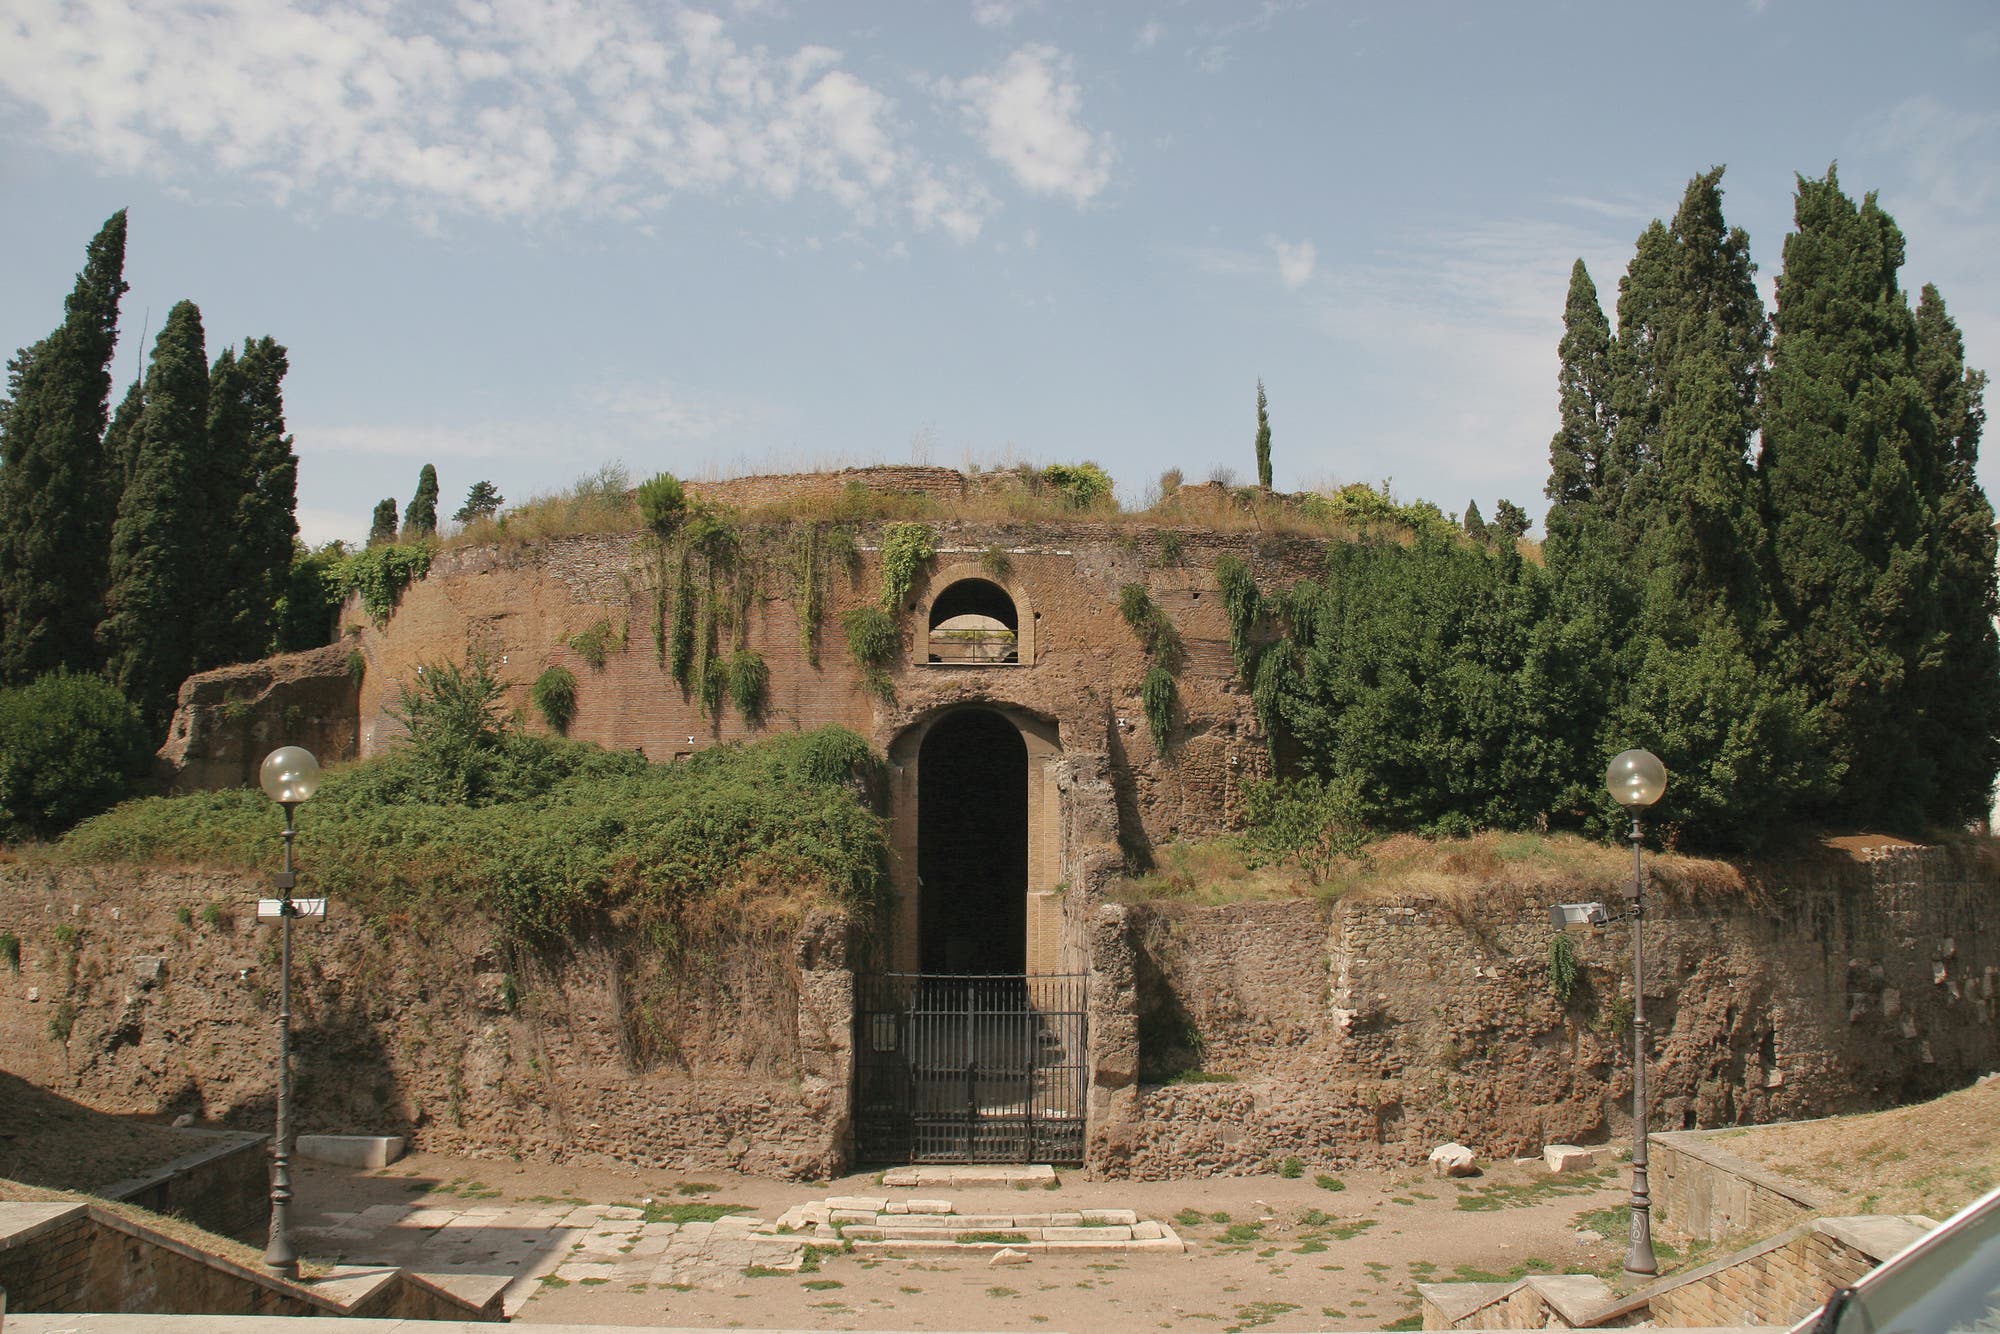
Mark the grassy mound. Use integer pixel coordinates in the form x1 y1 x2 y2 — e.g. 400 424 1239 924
51 724 888 947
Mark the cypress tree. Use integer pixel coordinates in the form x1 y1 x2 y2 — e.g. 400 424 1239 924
1545 261 1615 526
1909 285 2000 821
198 338 297 666
0 210 129 682
403 464 439 539
101 378 143 494
368 499 399 547
1762 168 1942 826
1253 380 1273 489
101 300 209 730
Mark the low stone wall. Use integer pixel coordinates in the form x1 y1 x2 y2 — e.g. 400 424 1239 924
99 1130 268 1240
1650 1128 1826 1245
686 465 968 511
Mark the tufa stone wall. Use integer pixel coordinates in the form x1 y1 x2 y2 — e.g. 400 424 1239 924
0 867 857 1179
1089 844 1999 1177
157 642 360 794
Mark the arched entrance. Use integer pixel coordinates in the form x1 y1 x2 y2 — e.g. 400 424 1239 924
855 703 1086 1164
918 709 1027 972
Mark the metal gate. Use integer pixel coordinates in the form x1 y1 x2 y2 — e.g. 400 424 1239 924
854 972 1087 1164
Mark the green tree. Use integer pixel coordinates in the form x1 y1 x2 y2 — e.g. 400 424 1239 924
367 498 399 547
271 541 347 653
0 210 129 683
402 463 439 539
1253 378 1273 489
1761 168 1947 826
191 338 294 669
101 378 143 494
100 300 209 730
0 669 151 839
453 480 504 525
1909 285 2000 822
1544 259 1616 559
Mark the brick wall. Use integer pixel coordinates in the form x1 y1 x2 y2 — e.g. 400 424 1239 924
99 1131 268 1239
1646 1222 1893 1328
1651 1129 1825 1244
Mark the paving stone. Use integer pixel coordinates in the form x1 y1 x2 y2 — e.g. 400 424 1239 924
1047 1225 1132 1242
1079 1208 1138 1225
826 1194 890 1212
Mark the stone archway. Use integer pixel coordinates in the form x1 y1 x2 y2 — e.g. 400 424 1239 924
885 703 1063 975
917 709 1026 972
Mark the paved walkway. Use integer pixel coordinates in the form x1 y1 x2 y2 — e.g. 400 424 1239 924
302 1202 806 1316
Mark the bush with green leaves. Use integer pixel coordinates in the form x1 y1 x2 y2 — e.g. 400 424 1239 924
334 541 434 627
532 666 579 734
1039 461 1114 510
1238 774 1370 882
57 724 888 947
0 671 152 840
636 472 687 535
843 605 898 700
1141 664 1178 755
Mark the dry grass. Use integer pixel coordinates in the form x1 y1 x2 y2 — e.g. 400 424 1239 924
1707 1077 2000 1219
428 459 1486 558
1113 830 1751 918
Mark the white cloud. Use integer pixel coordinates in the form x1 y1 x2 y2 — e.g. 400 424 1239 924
1267 235 1317 288
0 0 994 238
941 45 1113 205
1134 19 1164 51
971 0 1036 29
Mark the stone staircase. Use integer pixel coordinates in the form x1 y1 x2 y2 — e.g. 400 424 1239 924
768 1195 1185 1254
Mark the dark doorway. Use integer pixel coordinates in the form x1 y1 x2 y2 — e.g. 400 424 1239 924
918 709 1027 973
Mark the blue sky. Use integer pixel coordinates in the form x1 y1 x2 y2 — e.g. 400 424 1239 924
3 1 1997 547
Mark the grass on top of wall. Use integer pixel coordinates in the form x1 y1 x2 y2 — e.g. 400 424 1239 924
46 725 889 949
1112 829 1752 915
437 459 1492 555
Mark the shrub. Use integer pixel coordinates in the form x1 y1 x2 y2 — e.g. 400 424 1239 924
1240 775 1371 883
383 657 510 804
879 523 936 612
0 932 18 971
0 671 152 840
532 666 579 734
637 473 687 535
1039 461 1113 510
1120 584 1181 665
727 650 768 722
57 726 888 948
843 606 899 702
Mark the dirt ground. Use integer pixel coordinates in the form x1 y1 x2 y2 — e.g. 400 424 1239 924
291 1150 1639 1332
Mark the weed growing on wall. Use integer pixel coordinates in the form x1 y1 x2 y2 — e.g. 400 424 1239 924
878 523 936 612
727 649 767 723
335 541 434 627
568 618 618 670
1141 664 1178 758
1214 553 1261 679
531 666 578 734
1548 931 1580 1003
842 606 898 702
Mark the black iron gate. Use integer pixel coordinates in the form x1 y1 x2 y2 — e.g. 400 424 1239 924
854 972 1087 1164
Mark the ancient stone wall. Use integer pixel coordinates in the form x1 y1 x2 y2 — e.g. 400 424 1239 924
0 867 856 1179
156 642 360 794
1092 844 1998 1177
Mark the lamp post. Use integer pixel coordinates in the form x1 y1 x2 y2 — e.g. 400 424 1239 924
258 745 320 1280
1605 747 1667 1279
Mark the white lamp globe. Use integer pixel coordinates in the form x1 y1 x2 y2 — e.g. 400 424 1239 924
259 747 321 805
1605 748 1667 809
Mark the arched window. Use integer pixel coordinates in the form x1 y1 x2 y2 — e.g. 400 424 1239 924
927 578 1019 664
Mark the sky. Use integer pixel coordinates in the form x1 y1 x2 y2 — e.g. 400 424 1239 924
3 1 1997 548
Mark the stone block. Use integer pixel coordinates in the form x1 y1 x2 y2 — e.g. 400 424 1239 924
295 1134 405 1168
1078 1208 1137 1225
905 1198 953 1213
1543 1143 1598 1173
826 1195 889 1213
1429 1141 1479 1176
